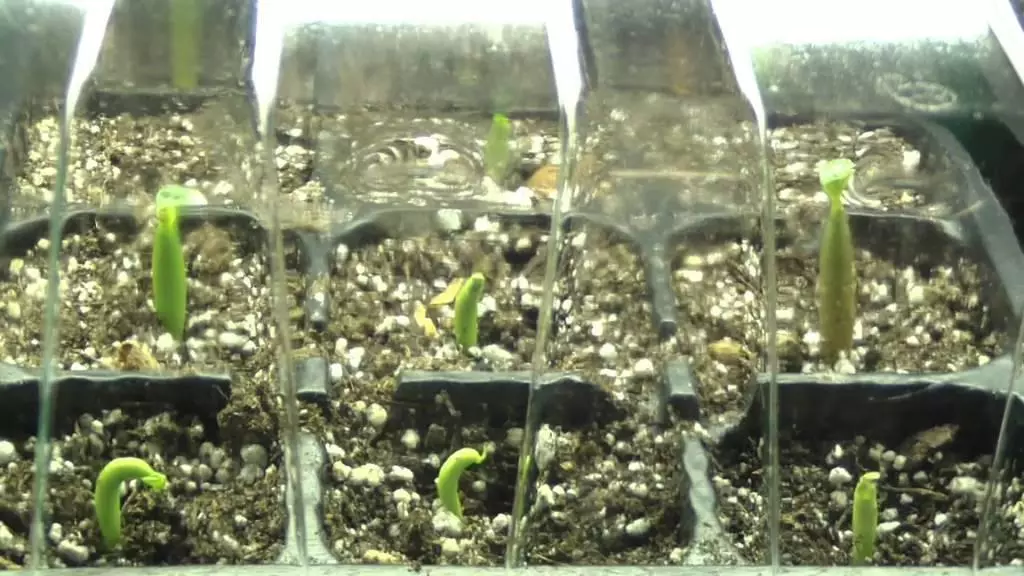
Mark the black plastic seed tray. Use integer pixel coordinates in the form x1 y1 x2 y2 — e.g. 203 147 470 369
1 110 1023 571
282 114 1024 568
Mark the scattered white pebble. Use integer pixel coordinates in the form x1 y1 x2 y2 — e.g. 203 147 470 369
329 362 344 384
830 490 849 510
0 441 17 466
892 454 907 471
439 537 462 557
217 331 247 350
828 467 853 486
332 461 352 482
366 403 388 429
432 509 463 538
625 517 651 537
877 521 900 534
481 344 514 365
155 333 177 354
534 426 557 471
388 466 414 484
56 540 89 565
907 284 925 306
349 463 385 487
435 209 463 232
633 358 655 377
47 522 62 543
347 347 366 371
598 342 618 362
948 476 985 500
0 523 13 550
240 444 268 468
400 429 420 450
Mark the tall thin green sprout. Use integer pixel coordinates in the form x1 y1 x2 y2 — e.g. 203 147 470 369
170 0 200 89
817 159 857 364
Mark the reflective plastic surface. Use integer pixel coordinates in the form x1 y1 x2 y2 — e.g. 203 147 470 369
0 0 1022 572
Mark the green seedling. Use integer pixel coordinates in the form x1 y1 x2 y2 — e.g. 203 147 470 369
851 471 881 565
170 0 201 89
151 185 206 341
483 113 512 183
453 272 486 348
94 457 168 549
436 447 487 519
817 158 857 364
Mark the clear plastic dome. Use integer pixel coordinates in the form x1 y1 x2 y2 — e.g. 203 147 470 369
0 0 1022 573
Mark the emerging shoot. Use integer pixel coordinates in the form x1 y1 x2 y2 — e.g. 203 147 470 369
453 272 486 349
851 470 881 565
151 185 206 341
483 113 512 184
436 447 487 519
94 457 168 549
816 158 857 364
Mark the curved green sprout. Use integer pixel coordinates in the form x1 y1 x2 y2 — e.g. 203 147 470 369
484 113 512 183
94 457 168 549
436 447 487 519
453 272 486 349
151 185 205 340
851 470 881 565
817 159 857 364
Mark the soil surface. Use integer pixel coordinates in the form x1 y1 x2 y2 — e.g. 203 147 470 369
0 216 287 567
770 122 958 218
297 213 688 566
712 425 1024 566
11 101 560 222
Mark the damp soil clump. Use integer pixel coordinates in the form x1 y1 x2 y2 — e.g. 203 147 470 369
0 402 286 568
300 212 688 565
710 425 1024 566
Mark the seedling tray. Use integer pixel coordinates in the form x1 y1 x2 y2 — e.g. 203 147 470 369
1 105 1022 573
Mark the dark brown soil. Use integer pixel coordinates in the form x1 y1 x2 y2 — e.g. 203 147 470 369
0 215 287 567
711 426 1024 566
297 213 688 565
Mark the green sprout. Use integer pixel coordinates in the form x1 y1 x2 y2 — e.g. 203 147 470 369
151 185 205 340
453 272 486 349
170 0 201 89
436 447 487 519
94 457 168 549
816 158 857 364
483 113 512 183
851 470 881 565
